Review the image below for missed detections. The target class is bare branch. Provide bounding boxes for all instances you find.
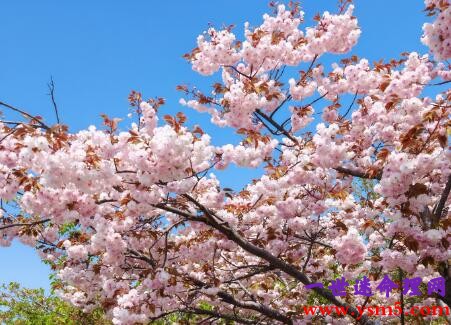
[223,65,253,80]
[340,91,358,120]
[47,76,61,124]
[0,101,50,130]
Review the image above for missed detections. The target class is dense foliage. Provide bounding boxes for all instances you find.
[0,282,110,325]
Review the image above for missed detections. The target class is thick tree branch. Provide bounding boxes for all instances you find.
[432,174,451,225]
[188,276,292,324]
[155,201,375,325]
[224,266,275,283]
[335,166,382,180]
[223,65,253,80]
[126,249,156,268]
[0,218,50,231]
[150,308,257,324]
[255,109,299,144]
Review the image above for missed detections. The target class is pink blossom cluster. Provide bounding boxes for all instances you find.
[334,228,367,265]
[421,0,451,60]
[314,53,435,101]
[290,105,314,132]
[183,4,360,131]
[191,28,241,76]
[304,5,360,55]
[218,139,278,168]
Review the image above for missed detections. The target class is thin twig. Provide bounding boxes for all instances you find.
[255,109,299,144]
[47,76,61,124]
[341,91,358,120]
[0,101,50,130]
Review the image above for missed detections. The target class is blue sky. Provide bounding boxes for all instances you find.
[0,0,429,290]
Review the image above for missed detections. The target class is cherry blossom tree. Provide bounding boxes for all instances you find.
[0,1,449,324]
